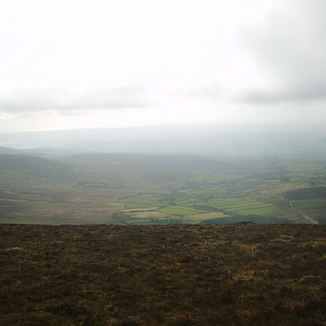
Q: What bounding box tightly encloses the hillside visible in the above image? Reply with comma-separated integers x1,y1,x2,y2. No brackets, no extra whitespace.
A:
0,154,72,179
0,223,325,325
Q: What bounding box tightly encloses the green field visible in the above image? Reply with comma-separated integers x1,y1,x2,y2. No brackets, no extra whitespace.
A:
158,206,208,216
291,199,321,209
173,196,207,207
206,198,277,215
122,193,169,209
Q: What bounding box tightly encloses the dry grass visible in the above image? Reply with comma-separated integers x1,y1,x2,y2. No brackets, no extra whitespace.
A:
0,223,325,325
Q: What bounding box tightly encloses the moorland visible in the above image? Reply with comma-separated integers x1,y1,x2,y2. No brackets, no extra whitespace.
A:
0,223,325,325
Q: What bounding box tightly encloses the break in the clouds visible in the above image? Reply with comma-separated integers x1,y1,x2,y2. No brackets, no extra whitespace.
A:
242,0,326,105
0,87,148,115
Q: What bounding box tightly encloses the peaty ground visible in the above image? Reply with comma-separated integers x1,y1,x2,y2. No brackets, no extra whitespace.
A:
0,223,325,326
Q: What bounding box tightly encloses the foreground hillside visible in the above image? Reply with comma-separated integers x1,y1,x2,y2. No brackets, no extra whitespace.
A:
0,223,325,325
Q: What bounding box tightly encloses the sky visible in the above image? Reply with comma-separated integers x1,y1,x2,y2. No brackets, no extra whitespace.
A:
0,0,325,133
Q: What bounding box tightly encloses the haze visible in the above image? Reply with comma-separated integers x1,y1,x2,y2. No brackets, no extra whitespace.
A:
1,0,325,133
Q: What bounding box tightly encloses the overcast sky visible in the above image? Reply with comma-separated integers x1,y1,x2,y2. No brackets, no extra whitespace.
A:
0,0,325,133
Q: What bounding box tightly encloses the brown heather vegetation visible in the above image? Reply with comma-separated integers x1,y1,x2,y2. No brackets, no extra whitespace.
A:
0,223,325,326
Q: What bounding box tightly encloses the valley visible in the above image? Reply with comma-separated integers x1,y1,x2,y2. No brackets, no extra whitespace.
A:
1,151,326,225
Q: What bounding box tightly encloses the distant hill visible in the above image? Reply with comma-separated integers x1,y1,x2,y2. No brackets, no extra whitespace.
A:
0,154,73,180
1,126,326,159
0,146,21,155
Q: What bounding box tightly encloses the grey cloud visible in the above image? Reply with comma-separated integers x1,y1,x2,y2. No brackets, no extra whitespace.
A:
0,87,149,114
242,0,326,105
241,86,326,106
